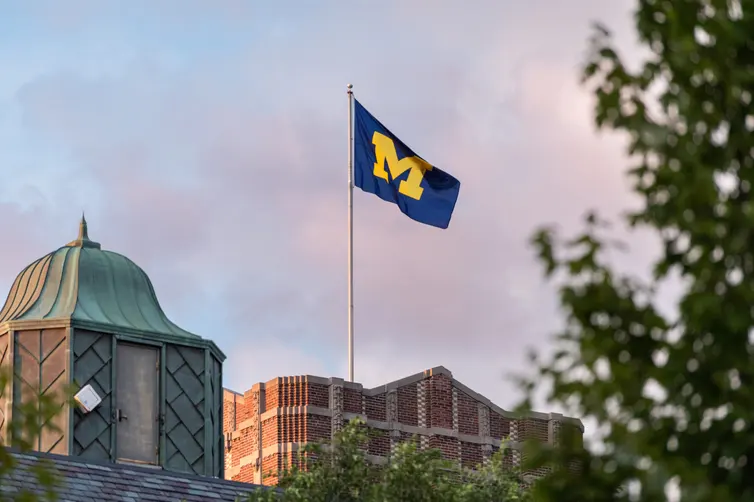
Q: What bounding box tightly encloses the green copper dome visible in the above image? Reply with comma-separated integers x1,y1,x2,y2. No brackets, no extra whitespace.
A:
0,215,198,338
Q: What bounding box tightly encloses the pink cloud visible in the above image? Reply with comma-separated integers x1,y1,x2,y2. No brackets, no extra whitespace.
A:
0,0,649,414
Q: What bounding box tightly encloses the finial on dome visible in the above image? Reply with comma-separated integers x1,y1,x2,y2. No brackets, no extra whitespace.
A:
67,212,100,249
79,212,89,241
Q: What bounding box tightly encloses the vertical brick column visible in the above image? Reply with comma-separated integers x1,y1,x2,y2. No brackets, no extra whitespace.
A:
386,389,399,454
548,413,562,446
254,384,266,484
385,390,397,423
223,390,239,433
329,379,344,437
417,381,428,449
509,420,521,467
452,387,461,464
223,390,241,473
451,388,459,431
429,374,453,429
478,403,492,463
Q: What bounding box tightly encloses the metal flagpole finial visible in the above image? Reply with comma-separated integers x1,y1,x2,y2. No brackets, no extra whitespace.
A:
347,84,353,94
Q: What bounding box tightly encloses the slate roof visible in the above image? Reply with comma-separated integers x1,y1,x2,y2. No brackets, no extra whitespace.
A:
0,450,275,502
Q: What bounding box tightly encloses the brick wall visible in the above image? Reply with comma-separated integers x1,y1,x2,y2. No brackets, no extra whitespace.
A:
223,390,241,433
243,388,259,422
306,414,331,442
461,441,483,469
365,393,386,421
229,424,252,462
264,382,277,411
429,435,458,460
261,416,278,449
368,429,391,457
344,388,362,414
308,382,330,408
223,367,583,486
456,391,479,436
396,385,418,426
490,410,510,439
261,454,283,485
235,463,256,485
519,418,549,442
429,374,453,429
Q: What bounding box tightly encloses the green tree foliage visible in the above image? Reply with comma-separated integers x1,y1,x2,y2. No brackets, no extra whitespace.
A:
0,367,74,502
245,418,528,502
521,0,754,500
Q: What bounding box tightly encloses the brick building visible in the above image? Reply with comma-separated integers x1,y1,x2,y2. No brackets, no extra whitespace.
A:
223,366,583,485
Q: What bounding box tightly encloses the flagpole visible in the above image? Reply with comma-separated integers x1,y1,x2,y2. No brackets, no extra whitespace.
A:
347,83,355,382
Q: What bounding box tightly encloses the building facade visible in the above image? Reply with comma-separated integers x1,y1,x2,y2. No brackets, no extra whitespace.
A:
223,366,583,485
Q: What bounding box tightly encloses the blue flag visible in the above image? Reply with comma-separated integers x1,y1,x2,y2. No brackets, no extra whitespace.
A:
354,100,460,229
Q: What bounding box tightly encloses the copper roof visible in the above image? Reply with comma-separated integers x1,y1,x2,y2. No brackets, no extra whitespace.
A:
0,216,199,339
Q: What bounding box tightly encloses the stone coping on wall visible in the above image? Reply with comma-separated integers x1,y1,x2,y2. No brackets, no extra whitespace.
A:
224,366,583,432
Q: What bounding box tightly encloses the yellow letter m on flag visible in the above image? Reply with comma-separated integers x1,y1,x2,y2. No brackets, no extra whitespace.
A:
371,131,433,201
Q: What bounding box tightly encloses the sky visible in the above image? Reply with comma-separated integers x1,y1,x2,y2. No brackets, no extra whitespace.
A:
0,0,651,415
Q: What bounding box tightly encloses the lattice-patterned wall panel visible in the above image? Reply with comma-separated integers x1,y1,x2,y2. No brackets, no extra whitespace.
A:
209,354,223,477
0,332,9,445
165,344,206,474
13,328,68,454
72,330,114,461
